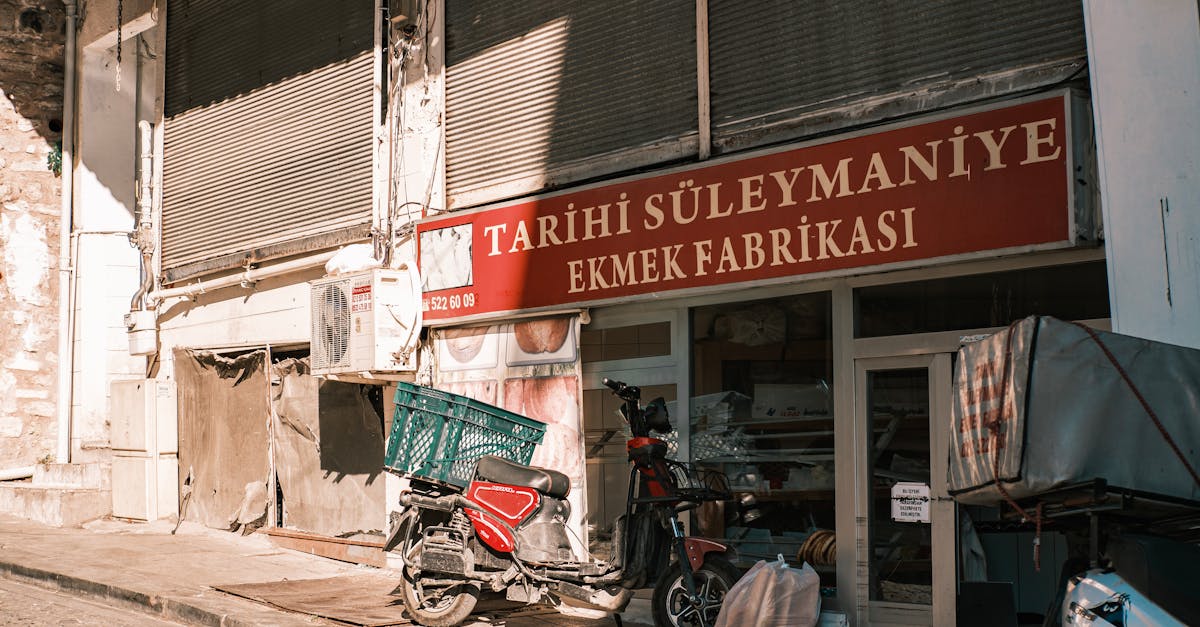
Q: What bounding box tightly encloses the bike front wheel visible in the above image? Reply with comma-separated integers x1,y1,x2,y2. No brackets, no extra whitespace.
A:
652,554,741,627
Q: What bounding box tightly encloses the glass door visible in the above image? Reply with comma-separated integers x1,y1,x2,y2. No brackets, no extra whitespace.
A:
854,354,954,626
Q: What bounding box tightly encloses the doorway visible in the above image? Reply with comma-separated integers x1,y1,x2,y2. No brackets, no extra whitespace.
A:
854,354,955,626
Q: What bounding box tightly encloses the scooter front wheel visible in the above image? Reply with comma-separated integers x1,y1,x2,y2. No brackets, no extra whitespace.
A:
399,540,480,627
652,554,740,627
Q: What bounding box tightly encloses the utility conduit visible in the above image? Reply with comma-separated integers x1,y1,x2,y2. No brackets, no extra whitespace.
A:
147,250,339,304
54,0,78,465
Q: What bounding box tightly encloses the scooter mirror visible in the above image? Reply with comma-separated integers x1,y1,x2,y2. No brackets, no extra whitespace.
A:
644,397,671,433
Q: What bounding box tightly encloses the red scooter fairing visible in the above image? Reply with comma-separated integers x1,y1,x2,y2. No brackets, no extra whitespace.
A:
627,437,671,498
464,481,541,553
467,481,541,526
464,508,517,553
684,537,729,573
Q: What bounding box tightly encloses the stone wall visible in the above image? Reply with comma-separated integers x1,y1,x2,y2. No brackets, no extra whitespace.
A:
0,0,65,467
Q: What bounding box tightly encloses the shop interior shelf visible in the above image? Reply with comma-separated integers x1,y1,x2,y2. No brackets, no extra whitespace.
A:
695,452,836,464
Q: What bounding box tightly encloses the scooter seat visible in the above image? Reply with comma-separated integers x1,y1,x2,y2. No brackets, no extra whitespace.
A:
475,455,570,499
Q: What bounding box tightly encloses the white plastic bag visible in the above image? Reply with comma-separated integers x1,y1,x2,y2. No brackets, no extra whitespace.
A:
715,555,821,627
324,243,381,275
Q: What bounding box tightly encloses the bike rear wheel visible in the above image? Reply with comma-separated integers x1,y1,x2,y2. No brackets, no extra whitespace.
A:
398,539,479,626
652,554,740,627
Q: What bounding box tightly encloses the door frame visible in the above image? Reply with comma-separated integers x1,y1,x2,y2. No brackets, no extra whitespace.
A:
852,353,955,626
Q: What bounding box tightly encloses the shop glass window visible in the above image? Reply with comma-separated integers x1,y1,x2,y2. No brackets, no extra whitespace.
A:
855,261,1110,338
581,322,671,363
690,292,835,588
866,368,933,604
580,319,675,556
583,383,678,544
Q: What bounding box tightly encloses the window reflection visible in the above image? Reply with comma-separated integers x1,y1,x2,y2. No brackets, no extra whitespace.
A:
690,292,836,592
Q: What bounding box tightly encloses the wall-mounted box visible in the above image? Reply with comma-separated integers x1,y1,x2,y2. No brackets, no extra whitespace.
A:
111,379,177,454
112,454,179,521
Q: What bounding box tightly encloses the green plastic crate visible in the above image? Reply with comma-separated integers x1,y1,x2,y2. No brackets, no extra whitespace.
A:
384,382,547,488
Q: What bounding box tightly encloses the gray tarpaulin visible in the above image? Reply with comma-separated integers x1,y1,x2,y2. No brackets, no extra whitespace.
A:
176,349,271,529
272,359,385,536
950,316,1200,505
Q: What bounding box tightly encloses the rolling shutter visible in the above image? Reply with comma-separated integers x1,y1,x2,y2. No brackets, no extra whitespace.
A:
162,0,375,279
444,1,698,209
708,0,1086,152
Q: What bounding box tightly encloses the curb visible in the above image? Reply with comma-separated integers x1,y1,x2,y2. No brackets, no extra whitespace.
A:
0,559,264,627
0,555,654,626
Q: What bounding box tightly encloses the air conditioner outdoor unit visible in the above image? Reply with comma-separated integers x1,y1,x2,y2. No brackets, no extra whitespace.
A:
310,267,422,375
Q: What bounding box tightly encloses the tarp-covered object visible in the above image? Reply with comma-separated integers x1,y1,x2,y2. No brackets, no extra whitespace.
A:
272,359,386,537
176,349,271,529
949,316,1200,505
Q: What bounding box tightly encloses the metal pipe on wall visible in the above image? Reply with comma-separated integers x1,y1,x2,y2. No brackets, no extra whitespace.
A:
130,119,155,311
147,249,339,304
55,0,79,465
0,467,35,481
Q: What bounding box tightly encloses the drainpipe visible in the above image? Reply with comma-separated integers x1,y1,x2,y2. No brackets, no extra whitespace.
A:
54,0,79,465
0,467,35,481
129,121,154,311
125,121,156,354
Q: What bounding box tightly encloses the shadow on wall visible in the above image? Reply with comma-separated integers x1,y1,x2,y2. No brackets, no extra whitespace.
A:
1,1,66,152
444,1,698,189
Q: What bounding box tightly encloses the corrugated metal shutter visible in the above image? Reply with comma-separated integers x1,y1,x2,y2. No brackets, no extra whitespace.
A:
445,1,697,209
162,0,374,277
709,0,1086,152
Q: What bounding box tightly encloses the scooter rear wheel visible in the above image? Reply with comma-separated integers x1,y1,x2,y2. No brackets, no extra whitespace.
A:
399,540,480,627
652,554,740,627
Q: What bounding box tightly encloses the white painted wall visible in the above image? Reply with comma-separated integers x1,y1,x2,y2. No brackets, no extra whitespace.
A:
1084,0,1200,348
73,39,146,461
155,266,320,381
389,0,445,226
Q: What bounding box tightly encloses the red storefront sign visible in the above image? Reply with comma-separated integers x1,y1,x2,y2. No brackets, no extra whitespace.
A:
418,96,1073,322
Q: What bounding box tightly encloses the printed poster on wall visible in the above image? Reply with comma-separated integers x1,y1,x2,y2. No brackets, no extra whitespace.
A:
433,315,588,555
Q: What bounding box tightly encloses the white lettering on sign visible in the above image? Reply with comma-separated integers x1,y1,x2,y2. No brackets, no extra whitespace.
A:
564,208,916,294
472,116,1061,269
422,291,478,313
890,482,931,523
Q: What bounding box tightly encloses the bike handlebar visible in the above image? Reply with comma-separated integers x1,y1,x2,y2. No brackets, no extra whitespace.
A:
603,377,642,403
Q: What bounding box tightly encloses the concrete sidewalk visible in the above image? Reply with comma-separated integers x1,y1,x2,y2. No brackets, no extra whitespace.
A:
0,514,652,626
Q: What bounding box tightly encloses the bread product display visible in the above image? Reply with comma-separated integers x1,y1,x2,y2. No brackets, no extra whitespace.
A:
506,376,583,485
442,326,490,363
513,318,570,355
505,376,578,424
797,529,836,566
442,379,498,405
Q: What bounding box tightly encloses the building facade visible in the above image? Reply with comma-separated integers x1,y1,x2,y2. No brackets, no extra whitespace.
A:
3,1,1199,624
0,1,67,476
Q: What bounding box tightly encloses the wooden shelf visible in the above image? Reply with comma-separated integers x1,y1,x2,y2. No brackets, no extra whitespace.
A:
730,489,835,501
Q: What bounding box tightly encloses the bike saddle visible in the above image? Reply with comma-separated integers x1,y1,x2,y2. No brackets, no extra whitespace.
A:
475,455,570,499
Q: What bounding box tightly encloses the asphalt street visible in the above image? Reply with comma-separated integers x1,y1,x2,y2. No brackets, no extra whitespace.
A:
0,576,184,626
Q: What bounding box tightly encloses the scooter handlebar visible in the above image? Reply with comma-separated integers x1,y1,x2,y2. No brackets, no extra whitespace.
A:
603,377,641,402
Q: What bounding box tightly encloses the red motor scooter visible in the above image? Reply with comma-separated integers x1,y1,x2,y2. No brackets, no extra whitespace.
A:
384,378,740,627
